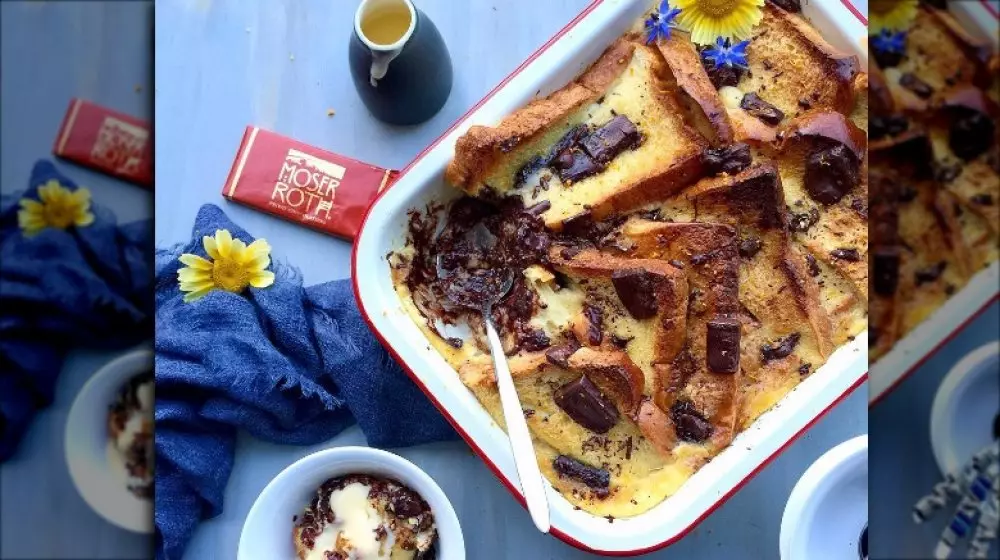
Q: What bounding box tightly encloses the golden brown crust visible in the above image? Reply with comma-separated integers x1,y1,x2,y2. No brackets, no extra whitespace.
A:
444,39,636,191
655,32,735,144
635,398,676,459
566,346,646,417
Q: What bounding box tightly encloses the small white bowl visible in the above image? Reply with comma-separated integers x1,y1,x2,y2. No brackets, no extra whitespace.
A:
779,435,868,560
240,446,464,559
930,341,1000,476
65,348,154,533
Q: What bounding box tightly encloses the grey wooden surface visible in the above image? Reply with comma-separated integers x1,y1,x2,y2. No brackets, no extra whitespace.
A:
154,1,867,559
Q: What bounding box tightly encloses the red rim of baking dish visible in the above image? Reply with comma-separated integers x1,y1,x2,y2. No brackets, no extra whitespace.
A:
352,1,871,555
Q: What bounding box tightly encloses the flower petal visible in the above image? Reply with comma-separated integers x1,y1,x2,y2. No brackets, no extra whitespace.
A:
245,253,271,272
75,211,95,227
178,267,212,283
183,286,215,303
179,253,214,270
203,235,220,260
215,229,233,259
19,199,42,212
248,270,275,288
241,239,272,262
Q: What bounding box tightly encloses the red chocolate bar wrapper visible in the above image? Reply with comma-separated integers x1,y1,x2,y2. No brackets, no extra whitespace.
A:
52,98,153,188
222,126,397,240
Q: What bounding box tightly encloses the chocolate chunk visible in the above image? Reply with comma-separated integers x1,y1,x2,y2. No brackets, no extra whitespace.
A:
761,332,801,362
670,401,714,443
915,261,947,285
740,92,785,126
525,200,551,216
554,376,620,433
899,73,934,99
582,304,604,345
804,253,821,277
798,363,812,376
870,115,909,140
581,115,642,163
706,319,741,374
971,194,994,206
949,108,996,161
702,143,752,176
873,248,900,295
767,0,801,12
553,455,610,489
609,334,633,349
804,142,860,205
443,268,511,309
514,155,546,188
788,207,820,232
830,248,861,262
389,487,427,518
446,337,464,349
550,124,590,159
934,164,961,183
611,269,661,319
554,148,604,183
690,252,713,266
850,198,868,220
545,341,580,368
519,328,551,352
738,236,762,258
898,186,918,203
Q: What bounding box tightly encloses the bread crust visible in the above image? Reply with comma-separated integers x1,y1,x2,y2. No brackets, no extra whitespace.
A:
445,39,636,191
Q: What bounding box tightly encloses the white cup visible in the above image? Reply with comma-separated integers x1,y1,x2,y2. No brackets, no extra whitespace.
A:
240,446,464,559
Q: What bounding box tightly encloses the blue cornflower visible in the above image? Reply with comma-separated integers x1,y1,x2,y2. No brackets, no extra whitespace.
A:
871,29,907,54
644,0,682,44
702,37,750,69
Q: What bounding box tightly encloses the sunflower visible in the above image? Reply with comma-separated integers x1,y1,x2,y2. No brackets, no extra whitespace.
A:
17,180,95,237
177,229,275,302
870,0,918,35
674,0,764,46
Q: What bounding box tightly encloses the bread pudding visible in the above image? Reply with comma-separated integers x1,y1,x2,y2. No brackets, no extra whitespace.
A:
388,0,998,518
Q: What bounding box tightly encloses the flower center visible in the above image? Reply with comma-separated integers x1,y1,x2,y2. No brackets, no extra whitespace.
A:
43,202,76,229
212,258,251,293
699,0,738,19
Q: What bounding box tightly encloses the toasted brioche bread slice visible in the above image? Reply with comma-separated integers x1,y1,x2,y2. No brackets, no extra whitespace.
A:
611,222,743,452
770,111,869,345
544,248,689,383
655,4,860,143
878,7,992,112
924,87,1000,270
868,161,902,361
665,163,834,425
458,350,682,515
446,38,708,228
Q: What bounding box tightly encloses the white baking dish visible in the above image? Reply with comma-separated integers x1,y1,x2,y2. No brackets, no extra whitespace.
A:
869,2,1000,405
353,0,868,554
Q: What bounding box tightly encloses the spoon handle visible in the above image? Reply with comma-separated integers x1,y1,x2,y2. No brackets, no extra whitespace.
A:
484,318,551,533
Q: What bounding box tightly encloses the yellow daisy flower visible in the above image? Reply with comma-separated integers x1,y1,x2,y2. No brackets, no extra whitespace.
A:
177,229,275,303
674,0,765,45
17,180,95,237
870,0,918,34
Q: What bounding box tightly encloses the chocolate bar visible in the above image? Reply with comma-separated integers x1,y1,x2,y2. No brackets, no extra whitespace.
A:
222,127,397,240
52,99,152,187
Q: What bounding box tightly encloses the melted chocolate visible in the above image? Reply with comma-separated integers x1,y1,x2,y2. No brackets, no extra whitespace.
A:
870,115,909,140
610,269,661,319
788,207,820,233
768,0,801,12
949,108,996,161
700,45,746,88
546,340,581,369
581,115,643,163
553,455,611,490
670,401,714,443
582,303,604,345
971,193,994,206
554,376,620,433
873,248,900,295
740,93,785,126
738,236,763,258
702,143,752,176
706,319,741,374
899,73,933,99
804,141,860,205
915,261,947,285
804,253,821,277
761,332,801,362
830,248,861,262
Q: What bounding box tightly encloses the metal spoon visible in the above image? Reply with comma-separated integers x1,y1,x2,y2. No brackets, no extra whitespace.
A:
480,269,551,534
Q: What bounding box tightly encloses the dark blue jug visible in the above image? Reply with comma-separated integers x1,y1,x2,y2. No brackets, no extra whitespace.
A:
349,0,453,126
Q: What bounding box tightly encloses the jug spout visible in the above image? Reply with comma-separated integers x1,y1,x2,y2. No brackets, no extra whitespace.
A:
354,0,416,88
